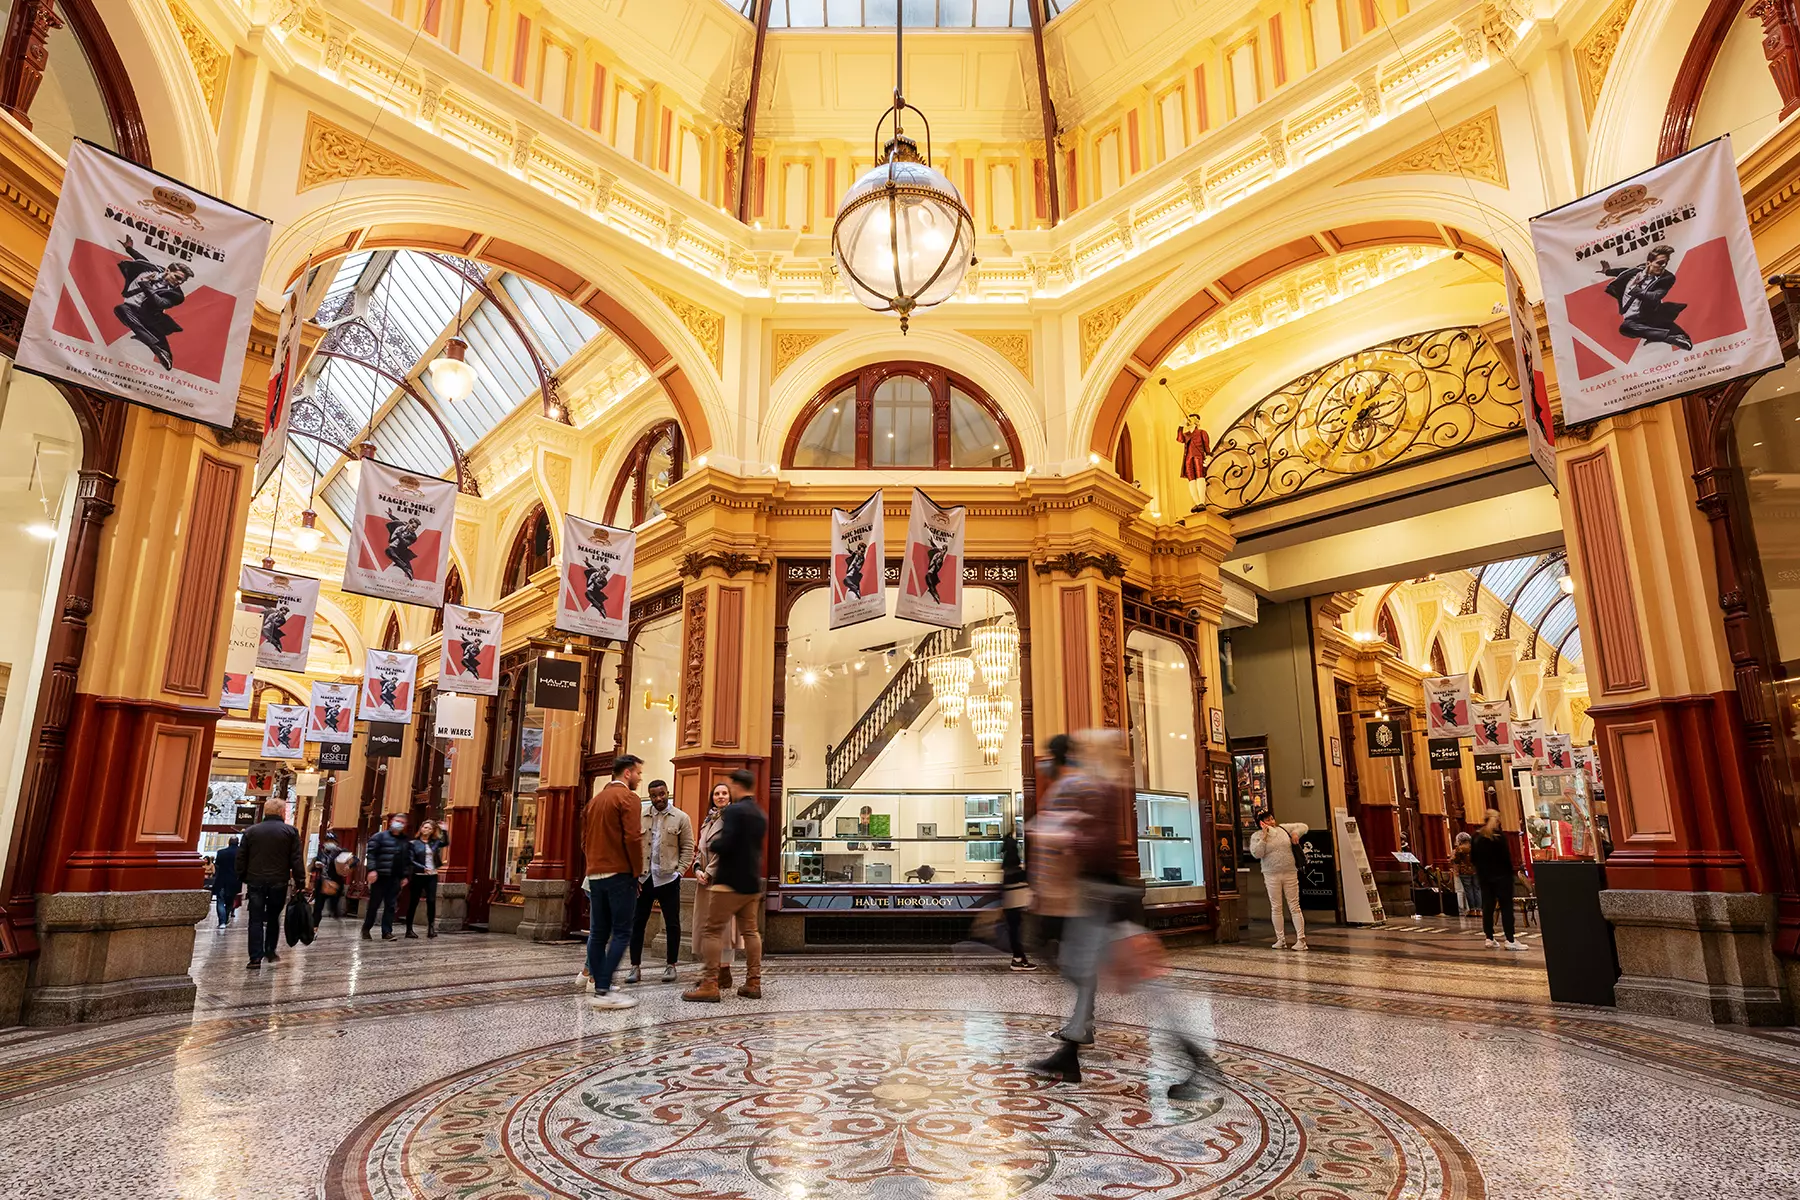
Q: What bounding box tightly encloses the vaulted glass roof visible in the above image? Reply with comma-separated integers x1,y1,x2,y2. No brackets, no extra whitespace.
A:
765,0,1033,28
1465,552,1583,672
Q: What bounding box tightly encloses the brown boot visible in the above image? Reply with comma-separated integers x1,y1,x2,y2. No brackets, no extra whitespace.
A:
681,977,722,1003
736,976,762,1000
717,964,732,989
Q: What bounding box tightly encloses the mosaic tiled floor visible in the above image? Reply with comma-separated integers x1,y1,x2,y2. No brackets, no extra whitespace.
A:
0,920,1795,1199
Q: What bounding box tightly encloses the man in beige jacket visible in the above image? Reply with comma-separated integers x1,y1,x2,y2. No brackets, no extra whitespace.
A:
626,779,695,983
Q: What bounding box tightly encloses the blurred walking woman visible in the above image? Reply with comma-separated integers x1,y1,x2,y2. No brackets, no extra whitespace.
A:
691,783,738,988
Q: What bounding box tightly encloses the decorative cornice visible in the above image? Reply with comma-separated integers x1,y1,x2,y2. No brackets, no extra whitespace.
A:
1078,273,1169,374
166,0,229,127
635,274,725,374
1349,107,1506,188
1033,550,1126,580
212,414,265,448
678,549,772,580
297,111,461,194
770,329,840,379
1574,0,1639,121
968,329,1033,381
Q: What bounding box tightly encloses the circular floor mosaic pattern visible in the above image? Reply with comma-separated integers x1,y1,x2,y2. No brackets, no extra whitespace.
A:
329,1010,1483,1199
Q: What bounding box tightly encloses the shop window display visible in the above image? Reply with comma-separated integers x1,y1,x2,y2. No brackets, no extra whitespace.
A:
1124,630,1204,892
625,612,682,796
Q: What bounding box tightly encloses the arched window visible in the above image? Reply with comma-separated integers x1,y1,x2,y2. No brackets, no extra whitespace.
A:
1472,666,1488,699
1115,425,1135,485
503,504,553,596
1429,637,1448,677
431,565,465,633
783,363,1021,470
1376,603,1401,652
381,612,403,651
606,420,685,527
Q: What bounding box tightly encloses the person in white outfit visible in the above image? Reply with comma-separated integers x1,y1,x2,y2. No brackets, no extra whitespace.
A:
1249,808,1308,951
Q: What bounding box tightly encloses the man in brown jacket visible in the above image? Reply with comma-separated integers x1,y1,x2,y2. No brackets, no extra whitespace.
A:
583,754,644,1009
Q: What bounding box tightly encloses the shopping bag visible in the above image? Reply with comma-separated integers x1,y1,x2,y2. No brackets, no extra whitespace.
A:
1099,923,1167,993
284,890,316,947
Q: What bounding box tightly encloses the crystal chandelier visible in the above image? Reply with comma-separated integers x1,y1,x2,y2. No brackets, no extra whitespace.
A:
968,694,1013,766
970,621,1018,696
926,653,974,728
828,14,975,332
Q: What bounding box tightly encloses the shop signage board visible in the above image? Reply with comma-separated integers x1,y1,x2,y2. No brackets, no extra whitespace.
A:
1470,699,1512,756
828,491,886,629
1512,717,1547,766
1423,675,1472,739
317,740,352,771
781,891,989,911
1474,756,1506,781
307,681,357,744
239,566,319,672
440,604,502,697
341,459,458,607
235,802,259,825
1365,718,1406,758
360,650,418,724
556,514,635,641
261,703,306,760
255,288,303,494
1296,830,1338,910
434,693,477,740
14,141,272,429
1543,732,1573,769
533,657,582,710
1529,136,1782,424
1428,738,1463,770
221,606,259,711
1503,253,1558,488
1333,809,1385,924
365,721,405,758
894,489,965,628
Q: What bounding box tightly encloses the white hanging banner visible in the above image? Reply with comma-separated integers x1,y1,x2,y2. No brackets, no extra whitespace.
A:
221,606,260,711
307,680,357,744
829,491,886,630
439,604,503,697
434,693,478,740
1502,253,1558,488
1423,675,1473,740
894,489,965,628
1512,717,1547,767
1543,732,1574,770
360,649,419,724
1573,744,1604,790
255,288,304,495
14,141,272,428
238,565,319,672
556,513,635,641
261,704,307,760
1529,136,1781,424
341,458,458,607
1470,698,1513,757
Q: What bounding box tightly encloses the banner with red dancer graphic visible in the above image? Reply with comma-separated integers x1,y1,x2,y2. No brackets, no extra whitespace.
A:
439,604,502,697
894,490,965,628
1470,699,1513,757
261,704,307,760
238,565,320,672
221,607,259,711
556,514,635,641
342,458,457,607
1543,732,1574,770
1423,675,1473,740
255,288,304,494
1502,254,1558,487
307,681,357,744
1512,718,1547,767
360,650,418,724
829,492,886,630
1529,136,1780,424
14,141,271,428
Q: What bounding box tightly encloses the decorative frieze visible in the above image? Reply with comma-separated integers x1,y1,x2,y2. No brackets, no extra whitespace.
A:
298,112,460,193
1350,107,1506,188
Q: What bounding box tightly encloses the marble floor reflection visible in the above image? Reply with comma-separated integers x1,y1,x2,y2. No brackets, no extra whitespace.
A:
0,916,1794,1199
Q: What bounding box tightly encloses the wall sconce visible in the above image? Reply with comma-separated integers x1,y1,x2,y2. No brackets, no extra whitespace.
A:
644,688,676,716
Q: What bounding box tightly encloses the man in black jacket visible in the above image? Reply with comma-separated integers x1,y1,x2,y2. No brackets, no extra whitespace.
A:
682,770,766,1003
362,814,413,941
237,800,304,970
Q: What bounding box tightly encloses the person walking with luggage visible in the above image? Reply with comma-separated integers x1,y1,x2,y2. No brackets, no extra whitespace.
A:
237,800,304,970
583,756,645,1009
627,780,694,984
691,782,739,991
310,835,346,924
210,836,240,932
1451,832,1481,919
1473,808,1527,951
1249,808,1309,951
405,819,448,939
1000,832,1036,971
683,770,767,1003
361,814,413,942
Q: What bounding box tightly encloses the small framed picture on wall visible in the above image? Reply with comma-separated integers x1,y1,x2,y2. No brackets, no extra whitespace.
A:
1209,707,1226,744
1330,736,1343,768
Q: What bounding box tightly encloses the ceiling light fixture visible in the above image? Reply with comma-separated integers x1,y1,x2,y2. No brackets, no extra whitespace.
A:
925,653,974,728
829,14,975,333
968,694,1013,766
428,336,476,402
971,621,1019,696
294,508,323,554
23,523,57,541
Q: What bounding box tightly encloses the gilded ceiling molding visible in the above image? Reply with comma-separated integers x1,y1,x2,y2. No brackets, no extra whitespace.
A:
166,0,229,128
1077,272,1170,374
635,275,726,374
968,330,1033,382
297,111,461,193
770,329,841,379
1174,364,1250,415
1575,0,1640,122
1350,107,1507,188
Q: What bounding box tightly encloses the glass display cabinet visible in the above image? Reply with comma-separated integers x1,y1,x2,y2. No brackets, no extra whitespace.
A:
780,790,1021,891
1135,789,1201,889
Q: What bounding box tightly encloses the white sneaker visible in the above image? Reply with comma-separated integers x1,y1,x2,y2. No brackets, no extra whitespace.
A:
1270,939,1288,950
1502,940,1528,952
576,968,592,991
1291,940,1309,952
661,964,678,983
590,991,639,1009
624,966,641,984
1483,938,1497,948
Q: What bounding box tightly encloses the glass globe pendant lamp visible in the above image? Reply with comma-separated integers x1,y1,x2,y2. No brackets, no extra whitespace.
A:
830,16,976,332
428,336,476,402
294,508,323,554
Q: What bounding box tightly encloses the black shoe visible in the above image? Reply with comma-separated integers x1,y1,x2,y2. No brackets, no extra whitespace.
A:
1168,1078,1224,1108
362,929,372,940
1010,957,1038,972
1672,334,1693,351
246,961,261,971
266,952,280,964
1030,1040,1082,1083
405,931,419,939
427,929,438,939
382,933,397,941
